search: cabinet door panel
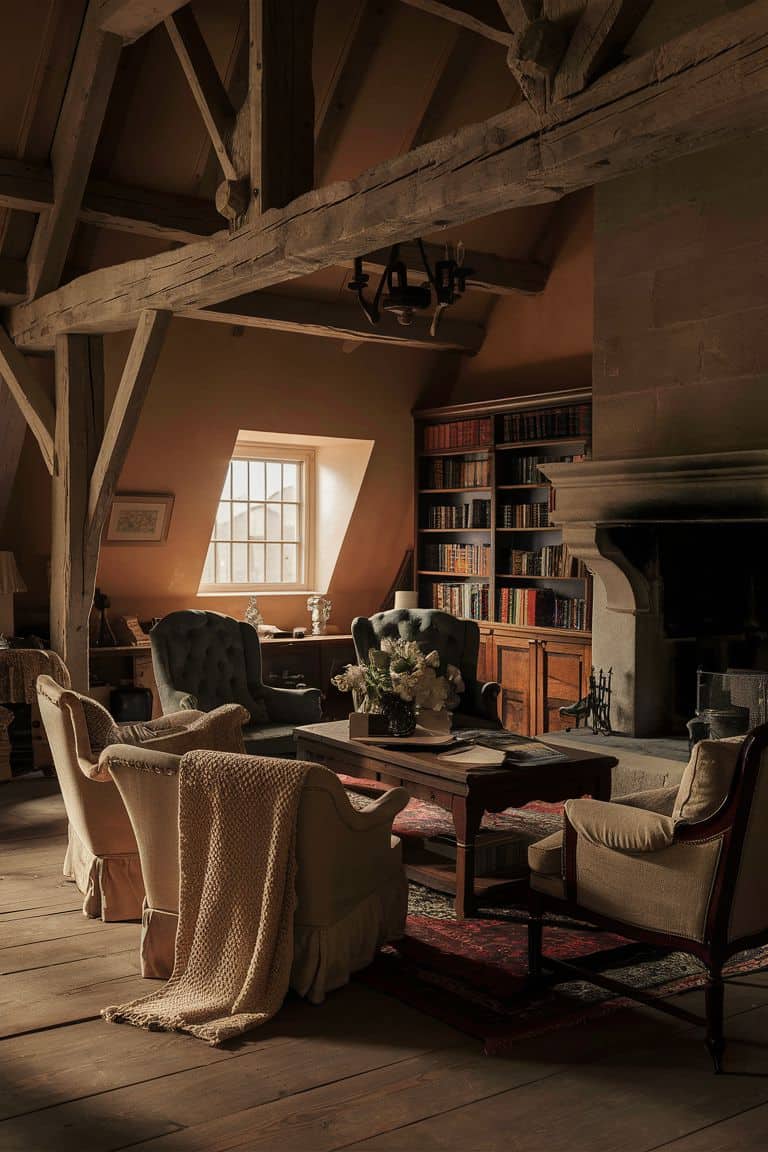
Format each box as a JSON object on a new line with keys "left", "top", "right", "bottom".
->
{"left": 538, "top": 640, "right": 590, "bottom": 734}
{"left": 494, "top": 634, "right": 535, "bottom": 736}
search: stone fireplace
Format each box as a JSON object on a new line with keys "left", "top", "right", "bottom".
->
{"left": 541, "top": 451, "right": 768, "bottom": 736}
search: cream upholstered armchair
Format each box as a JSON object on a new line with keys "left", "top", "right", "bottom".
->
{"left": 101, "top": 743, "right": 409, "bottom": 1001}
{"left": 527, "top": 729, "right": 768, "bottom": 1072}
{"left": 36, "top": 674, "right": 247, "bottom": 921}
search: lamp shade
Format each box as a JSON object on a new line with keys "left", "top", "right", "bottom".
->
{"left": 0, "top": 552, "right": 26, "bottom": 594}
{"left": 394, "top": 590, "right": 418, "bottom": 611}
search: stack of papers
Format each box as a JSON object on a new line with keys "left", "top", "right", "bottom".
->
{"left": 437, "top": 730, "right": 568, "bottom": 767}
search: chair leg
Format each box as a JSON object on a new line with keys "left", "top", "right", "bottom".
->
{"left": 528, "top": 909, "right": 543, "bottom": 981}
{"left": 705, "top": 965, "right": 725, "bottom": 1074}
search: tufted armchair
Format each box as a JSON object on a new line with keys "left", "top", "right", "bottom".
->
{"left": 150, "top": 610, "right": 322, "bottom": 758}
{"left": 527, "top": 731, "right": 768, "bottom": 1072}
{"left": 352, "top": 608, "right": 501, "bottom": 729}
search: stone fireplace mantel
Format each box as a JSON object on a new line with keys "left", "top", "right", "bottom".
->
{"left": 537, "top": 450, "right": 768, "bottom": 737}
{"left": 539, "top": 450, "right": 768, "bottom": 525}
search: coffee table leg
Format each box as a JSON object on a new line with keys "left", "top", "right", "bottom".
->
{"left": 452, "top": 797, "right": 484, "bottom": 919}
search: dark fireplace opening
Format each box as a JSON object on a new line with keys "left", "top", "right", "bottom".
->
{"left": 608, "top": 524, "right": 768, "bottom": 735}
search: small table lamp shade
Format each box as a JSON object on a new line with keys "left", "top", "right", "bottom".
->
{"left": 0, "top": 552, "right": 26, "bottom": 638}
{"left": 394, "top": 590, "right": 419, "bottom": 611}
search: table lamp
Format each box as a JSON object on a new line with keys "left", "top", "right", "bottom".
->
{"left": 0, "top": 552, "right": 26, "bottom": 639}
{"left": 394, "top": 591, "right": 418, "bottom": 611}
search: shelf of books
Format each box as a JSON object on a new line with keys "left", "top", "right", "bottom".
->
{"left": 414, "top": 394, "right": 592, "bottom": 634}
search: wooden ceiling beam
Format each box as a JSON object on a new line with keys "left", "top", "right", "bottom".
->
{"left": 354, "top": 243, "right": 549, "bottom": 295}
{"left": 0, "top": 259, "right": 29, "bottom": 303}
{"left": 8, "top": 3, "right": 768, "bottom": 351}
{"left": 398, "top": 0, "right": 514, "bottom": 46}
{"left": 96, "top": 0, "right": 187, "bottom": 42}
{"left": 552, "top": 0, "right": 652, "bottom": 101}
{"left": 26, "top": 6, "right": 122, "bottom": 299}
{"left": 184, "top": 292, "right": 484, "bottom": 352}
{"left": 80, "top": 180, "right": 223, "bottom": 243}
{"left": 0, "top": 158, "right": 54, "bottom": 213}
{"left": 164, "top": 7, "right": 238, "bottom": 183}
{"left": 0, "top": 325, "right": 55, "bottom": 474}
{"left": 0, "top": 382, "right": 26, "bottom": 529}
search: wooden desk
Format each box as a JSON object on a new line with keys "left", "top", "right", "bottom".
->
{"left": 295, "top": 720, "right": 616, "bottom": 918}
{"left": 259, "top": 634, "right": 356, "bottom": 719}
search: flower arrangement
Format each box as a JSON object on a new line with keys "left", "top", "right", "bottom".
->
{"left": 332, "top": 637, "right": 465, "bottom": 714}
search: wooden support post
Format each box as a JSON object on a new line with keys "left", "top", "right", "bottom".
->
{"left": 51, "top": 336, "right": 103, "bottom": 691}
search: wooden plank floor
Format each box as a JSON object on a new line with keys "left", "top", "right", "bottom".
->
{"left": 2, "top": 781, "right": 768, "bottom": 1152}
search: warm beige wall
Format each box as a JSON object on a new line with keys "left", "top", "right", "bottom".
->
{"left": 593, "top": 136, "right": 768, "bottom": 460}
{"left": 5, "top": 322, "right": 439, "bottom": 635}
{"left": 423, "top": 190, "right": 594, "bottom": 408}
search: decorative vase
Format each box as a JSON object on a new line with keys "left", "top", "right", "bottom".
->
{"left": 381, "top": 692, "right": 417, "bottom": 738}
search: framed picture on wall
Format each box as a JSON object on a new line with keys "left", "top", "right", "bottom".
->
{"left": 104, "top": 494, "right": 174, "bottom": 545}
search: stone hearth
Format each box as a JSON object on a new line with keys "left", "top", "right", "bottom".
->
{"left": 540, "top": 451, "right": 768, "bottom": 737}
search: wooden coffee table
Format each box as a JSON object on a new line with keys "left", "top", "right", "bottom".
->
{"left": 295, "top": 720, "right": 617, "bottom": 918}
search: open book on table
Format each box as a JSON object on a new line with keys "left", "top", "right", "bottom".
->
{"left": 436, "top": 729, "right": 568, "bottom": 767}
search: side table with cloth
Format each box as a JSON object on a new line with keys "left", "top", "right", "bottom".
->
{"left": 0, "top": 649, "right": 70, "bottom": 778}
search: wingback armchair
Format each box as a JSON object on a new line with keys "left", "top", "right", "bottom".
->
{"left": 527, "top": 730, "right": 768, "bottom": 1072}
{"left": 102, "top": 743, "right": 409, "bottom": 1001}
{"left": 150, "top": 610, "right": 322, "bottom": 757}
{"left": 352, "top": 608, "right": 501, "bottom": 728}
{"left": 36, "top": 673, "right": 247, "bottom": 921}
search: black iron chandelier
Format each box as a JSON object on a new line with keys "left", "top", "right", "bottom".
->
{"left": 348, "top": 239, "right": 472, "bottom": 336}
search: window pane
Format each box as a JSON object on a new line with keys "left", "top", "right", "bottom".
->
{"left": 249, "top": 503, "right": 265, "bottom": 540}
{"left": 215, "top": 543, "right": 230, "bottom": 583}
{"left": 215, "top": 501, "right": 230, "bottom": 541}
{"left": 282, "top": 544, "right": 297, "bottom": 583}
{"left": 282, "top": 462, "right": 299, "bottom": 501}
{"left": 249, "top": 460, "right": 265, "bottom": 500}
{"left": 232, "top": 502, "right": 248, "bottom": 540}
{"left": 202, "top": 544, "right": 215, "bottom": 584}
{"left": 266, "top": 503, "right": 281, "bottom": 541}
{"left": 232, "top": 542, "right": 248, "bottom": 583}
{"left": 232, "top": 459, "right": 248, "bottom": 500}
{"left": 282, "top": 503, "right": 298, "bottom": 541}
{"left": 266, "top": 543, "right": 281, "bottom": 583}
{"left": 220, "top": 466, "right": 231, "bottom": 501}
{"left": 249, "top": 543, "right": 264, "bottom": 583}
{"left": 266, "top": 461, "right": 281, "bottom": 500}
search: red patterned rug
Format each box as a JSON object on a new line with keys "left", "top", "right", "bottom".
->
{"left": 359, "top": 911, "right": 768, "bottom": 1055}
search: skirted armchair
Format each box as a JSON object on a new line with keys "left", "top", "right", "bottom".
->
{"left": 102, "top": 744, "right": 409, "bottom": 1002}
{"left": 150, "top": 610, "right": 322, "bottom": 758}
{"left": 527, "top": 730, "right": 768, "bottom": 1072}
{"left": 36, "top": 673, "right": 247, "bottom": 921}
{"left": 352, "top": 608, "right": 501, "bottom": 728}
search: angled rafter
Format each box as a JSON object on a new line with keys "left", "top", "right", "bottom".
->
{"left": 88, "top": 309, "right": 171, "bottom": 536}
{"left": 26, "top": 6, "right": 122, "bottom": 299}
{"left": 184, "top": 292, "right": 483, "bottom": 352}
{"left": 164, "top": 7, "right": 238, "bottom": 183}
{"left": 552, "top": 0, "right": 652, "bottom": 101}
{"left": 0, "top": 382, "right": 26, "bottom": 529}
{"left": 398, "top": 0, "right": 514, "bottom": 45}
{"left": 315, "top": 0, "right": 395, "bottom": 181}
{"left": 0, "top": 325, "right": 55, "bottom": 474}
{"left": 9, "top": 3, "right": 768, "bottom": 351}
{"left": 96, "top": 0, "right": 186, "bottom": 42}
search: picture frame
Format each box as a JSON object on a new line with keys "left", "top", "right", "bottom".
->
{"left": 104, "top": 494, "right": 174, "bottom": 545}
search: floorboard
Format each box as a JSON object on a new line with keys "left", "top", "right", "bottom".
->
{"left": 1, "top": 778, "right": 767, "bottom": 1152}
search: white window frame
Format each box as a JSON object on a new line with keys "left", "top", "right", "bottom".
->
{"left": 199, "top": 442, "right": 315, "bottom": 594}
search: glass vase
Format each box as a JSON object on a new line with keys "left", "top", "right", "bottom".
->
{"left": 381, "top": 692, "right": 417, "bottom": 738}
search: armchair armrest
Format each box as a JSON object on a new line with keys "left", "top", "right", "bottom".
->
{"left": 462, "top": 680, "right": 501, "bottom": 724}
{"left": 140, "top": 709, "right": 205, "bottom": 731}
{"left": 565, "top": 798, "right": 675, "bottom": 854}
{"left": 335, "top": 786, "right": 410, "bottom": 832}
{"left": 159, "top": 690, "right": 199, "bottom": 713}
{"left": 261, "top": 683, "right": 322, "bottom": 725}
{"left": 141, "top": 703, "right": 248, "bottom": 755}
{"left": 99, "top": 743, "right": 181, "bottom": 779}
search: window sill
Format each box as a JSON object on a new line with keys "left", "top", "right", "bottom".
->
{"left": 196, "top": 590, "right": 321, "bottom": 598}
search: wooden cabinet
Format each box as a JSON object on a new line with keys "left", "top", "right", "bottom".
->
{"left": 485, "top": 627, "right": 590, "bottom": 736}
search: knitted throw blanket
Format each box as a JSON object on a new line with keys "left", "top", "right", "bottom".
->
{"left": 103, "top": 750, "right": 311, "bottom": 1045}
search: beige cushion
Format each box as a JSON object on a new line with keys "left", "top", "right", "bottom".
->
{"left": 614, "top": 786, "right": 678, "bottom": 816}
{"left": 673, "top": 737, "right": 743, "bottom": 824}
{"left": 528, "top": 830, "right": 563, "bottom": 876}
{"left": 565, "top": 799, "right": 675, "bottom": 853}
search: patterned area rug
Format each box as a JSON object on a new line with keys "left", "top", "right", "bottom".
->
{"left": 361, "top": 886, "right": 768, "bottom": 1055}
